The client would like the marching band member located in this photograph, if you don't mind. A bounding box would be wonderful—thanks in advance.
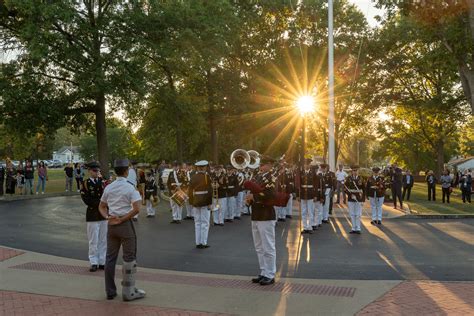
[237,170,246,216]
[182,162,194,220]
[226,166,240,220]
[144,172,157,217]
[313,166,325,230]
[299,158,316,234]
[320,163,334,223]
[212,165,227,226]
[99,159,145,301]
[242,168,253,215]
[285,166,295,219]
[345,165,365,234]
[167,161,184,224]
[276,167,287,222]
[366,167,386,225]
[80,161,107,272]
[245,155,278,286]
[189,160,213,248]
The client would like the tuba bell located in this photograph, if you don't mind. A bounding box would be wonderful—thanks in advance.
[230,149,260,170]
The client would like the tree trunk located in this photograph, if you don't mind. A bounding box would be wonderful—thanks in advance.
[206,72,218,163]
[95,92,109,177]
[176,123,183,163]
[459,65,474,114]
[435,141,445,180]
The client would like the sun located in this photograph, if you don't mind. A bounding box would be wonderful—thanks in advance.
[296,95,315,116]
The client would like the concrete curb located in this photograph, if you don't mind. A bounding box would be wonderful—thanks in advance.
[0,192,80,202]
[402,214,474,219]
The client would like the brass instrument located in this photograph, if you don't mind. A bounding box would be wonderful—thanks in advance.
[230,149,260,170]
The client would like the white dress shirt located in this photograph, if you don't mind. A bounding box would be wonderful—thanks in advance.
[101,177,141,217]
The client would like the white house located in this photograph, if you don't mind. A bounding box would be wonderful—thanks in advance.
[52,146,84,164]
[447,156,474,172]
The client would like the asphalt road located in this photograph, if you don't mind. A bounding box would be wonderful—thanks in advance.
[0,196,473,281]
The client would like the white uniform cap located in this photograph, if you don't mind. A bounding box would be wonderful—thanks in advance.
[195,160,209,167]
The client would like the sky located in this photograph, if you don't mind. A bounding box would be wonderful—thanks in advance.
[348,0,385,27]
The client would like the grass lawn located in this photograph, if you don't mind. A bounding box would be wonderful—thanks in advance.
[407,182,473,215]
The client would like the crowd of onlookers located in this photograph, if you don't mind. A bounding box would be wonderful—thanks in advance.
[0,159,49,195]
[424,169,472,204]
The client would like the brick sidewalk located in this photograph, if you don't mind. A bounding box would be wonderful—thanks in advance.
[0,247,23,262]
[357,281,474,315]
[0,290,229,316]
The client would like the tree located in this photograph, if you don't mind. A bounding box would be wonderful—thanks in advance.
[1,1,147,175]
[376,0,474,114]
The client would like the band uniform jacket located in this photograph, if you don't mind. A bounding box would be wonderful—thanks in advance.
[366,175,386,198]
[315,173,325,203]
[321,171,335,192]
[80,178,105,222]
[246,171,276,221]
[215,173,228,198]
[144,178,157,200]
[285,169,295,194]
[167,170,185,193]
[299,169,317,200]
[345,175,365,203]
[188,172,212,207]
[226,174,239,197]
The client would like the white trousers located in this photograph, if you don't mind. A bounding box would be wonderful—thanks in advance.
[237,191,245,213]
[146,199,155,216]
[323,191,331,220]
[86,221,107,265]
[213,197,227,224]
[185,201,193,217]
[227,196,238,218]
[194,207,210,245]
[313,201,322,226]
[251,220,276,279]
[300,199,315,230]
[370,197,384,221]
[275,206,284,219]
[348,201,362,231]
[286,194,293,216]
[170,200,183,220]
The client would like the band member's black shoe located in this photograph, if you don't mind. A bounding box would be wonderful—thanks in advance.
[89,265,98,272]
[301,230,307,234]
[307,230,313,234]
[356,231,361,234]
[312,226,318,231]
[378,220,382,225]
[224,219,231,223]
[234,216,241,220]
[202,244,210,248]
[98,265,105,270]
[349,230,355,234]
[259,277,275,286]
[196,244,203,249]
[370,220,377,225]
[322,220,329,224]
[286,215,292,219]
[107,293,117,300]
[252,275,264,283]
[243,213,251,216]
[177,220,182,224]
[146,215,152,218]
[170,220,177,224]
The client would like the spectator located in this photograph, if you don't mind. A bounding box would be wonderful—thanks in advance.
[459,169,472,203]
[425,170,437,201]
[74,163,85,192]
[64,163,74,192]
[440,170,452,204]
[5,161,16,195]
[16,161,25,195]
[24,159,35,195]
[402,170,414,201]
[36,161,48,194]
[335,164,348,204]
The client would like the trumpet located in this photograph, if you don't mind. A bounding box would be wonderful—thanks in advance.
[230,149,260,170]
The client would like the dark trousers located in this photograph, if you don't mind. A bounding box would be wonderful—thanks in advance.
[402,186,412,201]
[428,185,436,201]
[462,187,472,203]
[392,185,403,208]
[0,178,3,195]
[105,220,137,296]
[442,187,451,203]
